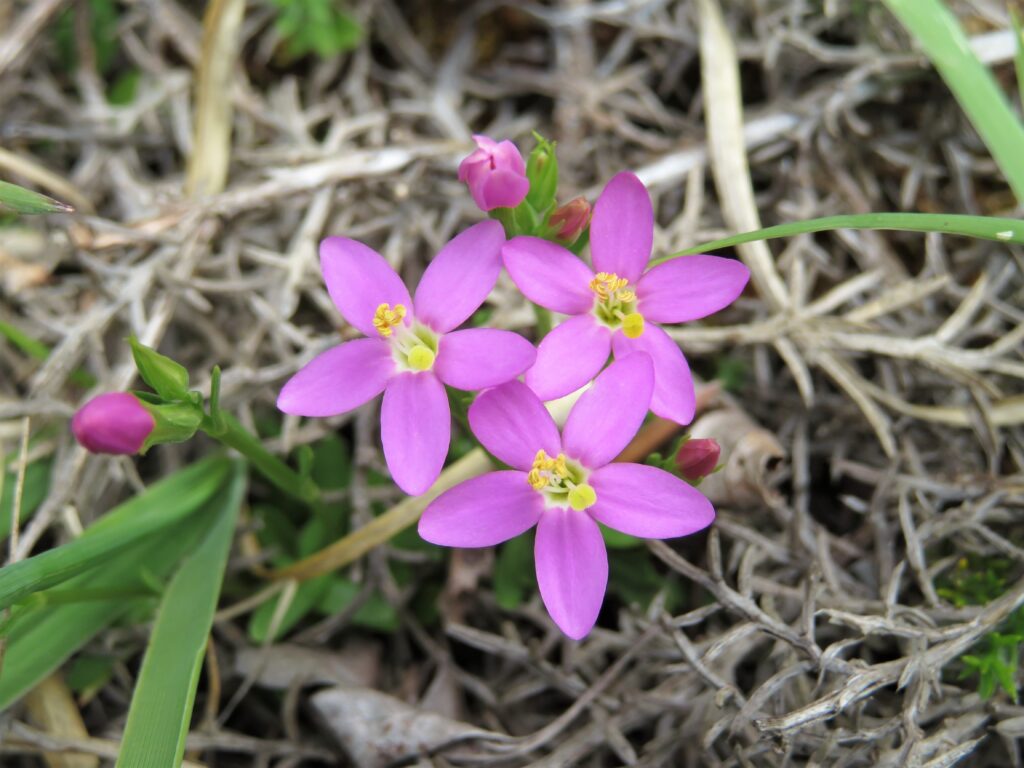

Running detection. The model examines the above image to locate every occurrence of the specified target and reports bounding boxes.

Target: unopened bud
[525,134,558,212]
[72,392,155,455]
[675,438,720,483]
[548,196,591,241]
[458,135,529,211]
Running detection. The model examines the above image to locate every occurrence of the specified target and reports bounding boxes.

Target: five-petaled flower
[502,171,750,425]
[278,221,536,495]
[418,354,714,639]
[458,135,530,212]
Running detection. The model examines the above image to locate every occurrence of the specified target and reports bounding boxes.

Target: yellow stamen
[372,303,406,337]
[407,344,435,371]
[590,272,630,301]
[621,312,645,339]
[567,483,597,511]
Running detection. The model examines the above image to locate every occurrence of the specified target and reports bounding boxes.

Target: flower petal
[502,236,595,314]
[637,256,750,323]
[414,221,505,333]
[589,172,653,283]
[524,315,611,401]
[418,471,542,547]
[612,324,695,425]
[381,373,450,495]
[320,238,412,338]
[468,380,560,471]
[562,353,654,468]
[434,328,536,390]
[478,170,530,210]
[535,508,607,639]
[277,339,394,417]
[589,463,714,539]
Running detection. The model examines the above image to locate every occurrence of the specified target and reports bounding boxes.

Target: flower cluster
[72,134,750,639]
[278,136,750,637]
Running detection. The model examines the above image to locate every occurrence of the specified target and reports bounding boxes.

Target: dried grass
[2,0,1023,765]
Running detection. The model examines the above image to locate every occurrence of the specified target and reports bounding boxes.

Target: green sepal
[129,336,190,400]
[139,401,204,453]
[525,132,558,213]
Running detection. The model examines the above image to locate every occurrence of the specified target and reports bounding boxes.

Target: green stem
[201,413,319,505]
[533,303,553,339]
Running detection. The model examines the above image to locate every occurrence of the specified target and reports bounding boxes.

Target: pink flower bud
[72,392,154,455]
[548,196,591,240]
[675,438,720,483]
[458,135,529,211]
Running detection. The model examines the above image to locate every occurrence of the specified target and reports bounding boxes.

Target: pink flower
[502,172,750,425]
[675,438,720,482]
[458,135,529,211]
[278,221,536,495]
[418,354,714,639]
[72,392,154,454]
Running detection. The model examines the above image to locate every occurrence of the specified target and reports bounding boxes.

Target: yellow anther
[568,483,597,511]
[527,468,547,490]
[372,303,406,337]
[407,344,435,371]
[590,272,631,301]
[621,312,645,339]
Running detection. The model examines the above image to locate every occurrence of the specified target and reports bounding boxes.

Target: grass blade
[0,468,236,709]
[0,457,229,610]
[654,213,1024,264]
[0,179,74,214]
[115,462,245,768]
[882,0,1024,202]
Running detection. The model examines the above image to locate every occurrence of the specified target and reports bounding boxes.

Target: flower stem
[200,412,319,505]
[533,303,552,338]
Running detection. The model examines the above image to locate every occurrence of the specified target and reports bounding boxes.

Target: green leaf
[882,0,1024,203]
[0,180,73,215]
[317,578,399,632]
[129,336,190,400]
[600,523,643,550]
[1012,9,1024,111]
[116,463,245,768]
[493,533,534,610]
[654,213,1024,265]
[0,320,97,386]
[0,458,52,542]
[0,464,235,709]
[0,457,229,611]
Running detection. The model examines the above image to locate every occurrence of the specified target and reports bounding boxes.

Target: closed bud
[458,135,529,212]
[72,393,155,455]
[675,438,720,483]
[525,134,559,212]
[548,196,591,241]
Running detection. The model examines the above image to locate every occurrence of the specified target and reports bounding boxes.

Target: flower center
[373,303,439,372]
[527,449,597,511]
[590,272,644,338]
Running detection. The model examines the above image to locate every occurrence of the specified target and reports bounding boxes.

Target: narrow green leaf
[653,213,1024,264]
[0,482,229,708]
[0,320,96,387]
[0,458,52,542]
[882,0,1024,202]
[1012,9,1024,111]
[116,463,244,768]
[0,457,229,610]
[0,180,73,214]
